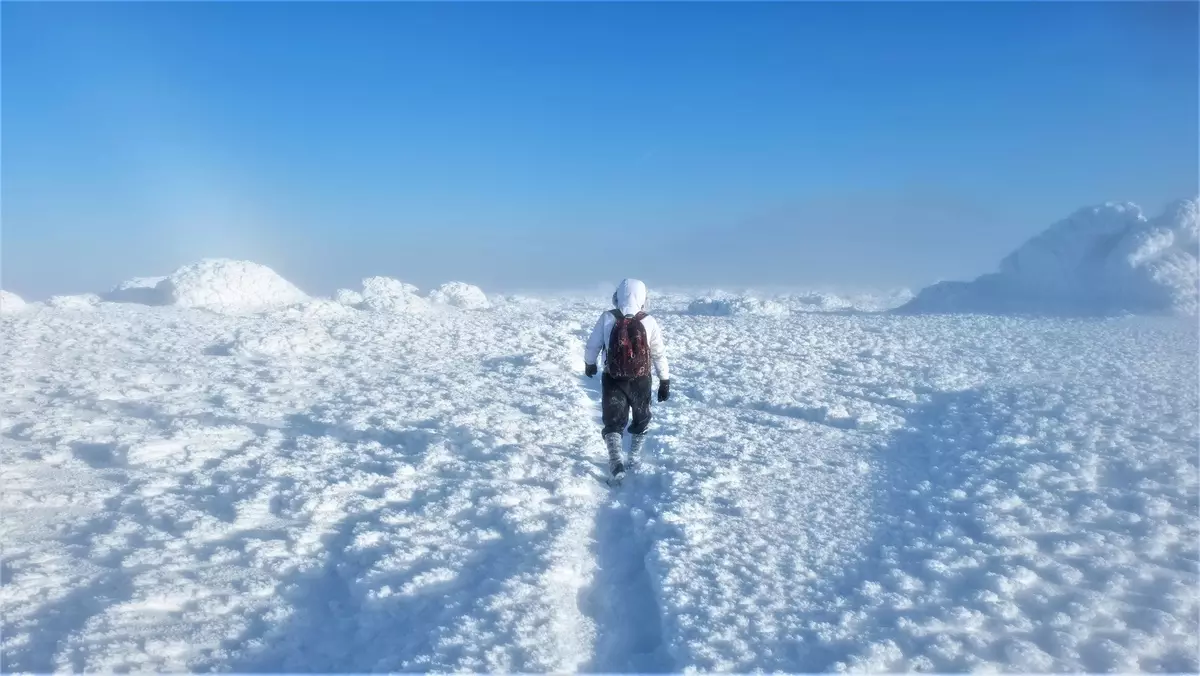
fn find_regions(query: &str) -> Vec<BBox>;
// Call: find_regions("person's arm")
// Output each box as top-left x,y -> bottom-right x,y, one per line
584,313 -> 608,374
646,317 -> 670,381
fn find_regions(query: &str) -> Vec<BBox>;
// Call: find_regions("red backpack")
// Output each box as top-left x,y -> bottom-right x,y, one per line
606,309 -> 651,379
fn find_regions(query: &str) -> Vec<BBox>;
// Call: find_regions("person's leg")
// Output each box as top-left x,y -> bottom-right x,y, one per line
627,375 -> 653,435
601,373 -> 631,476
601,373 -> 632,436
627,375 -> 653,469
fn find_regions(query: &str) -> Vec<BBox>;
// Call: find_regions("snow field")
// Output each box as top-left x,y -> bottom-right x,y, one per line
1,295 -> 1196,671
1,302 -> 611,672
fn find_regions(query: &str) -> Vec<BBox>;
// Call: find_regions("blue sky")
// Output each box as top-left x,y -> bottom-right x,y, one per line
3,2 -> 1197,298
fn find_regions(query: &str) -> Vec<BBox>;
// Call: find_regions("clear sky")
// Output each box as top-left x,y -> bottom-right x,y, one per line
3,1 -> 1197,298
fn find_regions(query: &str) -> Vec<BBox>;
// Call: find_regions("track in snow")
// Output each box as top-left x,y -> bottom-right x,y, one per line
576,374 -> 672,673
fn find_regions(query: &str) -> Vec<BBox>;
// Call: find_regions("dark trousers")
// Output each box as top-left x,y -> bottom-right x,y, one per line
602,373 -> 653,436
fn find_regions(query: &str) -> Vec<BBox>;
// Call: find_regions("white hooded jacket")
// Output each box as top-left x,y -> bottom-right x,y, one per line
584,279 -> 669,380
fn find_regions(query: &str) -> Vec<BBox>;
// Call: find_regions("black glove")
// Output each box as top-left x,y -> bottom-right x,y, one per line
657,379 -> 670,402
585,363 -> 598,378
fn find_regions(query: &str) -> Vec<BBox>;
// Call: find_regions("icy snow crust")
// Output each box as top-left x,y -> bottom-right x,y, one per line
901,198 -> 1200,316
1,297 -> 1196,672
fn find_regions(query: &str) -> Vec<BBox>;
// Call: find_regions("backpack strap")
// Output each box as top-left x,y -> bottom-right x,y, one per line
611,308 -> 624,321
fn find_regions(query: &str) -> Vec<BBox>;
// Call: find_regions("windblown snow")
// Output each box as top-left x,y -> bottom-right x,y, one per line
901,197 -> 1200,316
1,259 -> 1196,672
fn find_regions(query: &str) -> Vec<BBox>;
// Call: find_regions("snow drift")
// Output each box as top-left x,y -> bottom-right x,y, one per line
0,290 -> 26,314
429,282 -> 489,310
899,198 -> 1200,316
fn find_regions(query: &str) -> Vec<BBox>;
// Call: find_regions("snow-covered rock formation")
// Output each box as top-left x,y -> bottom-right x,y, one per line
899,198 -> 1199,316
333,276 -> 430,313
155,259 -> 308,311
429,282 -> 490,310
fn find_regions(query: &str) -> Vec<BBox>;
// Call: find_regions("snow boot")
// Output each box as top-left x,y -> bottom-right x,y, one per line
604,432 -> 625,480
629,433 -> 647,471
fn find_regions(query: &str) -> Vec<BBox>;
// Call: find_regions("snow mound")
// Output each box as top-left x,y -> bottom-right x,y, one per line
899,198 -> 1199,316
46,293 -> 102,310
0,290 -> 26,314
355,276 -> 429,313
429,282 -> 490,310
688,295 -> 789,317
103,276 -> 168,305
156,259 -> 308,311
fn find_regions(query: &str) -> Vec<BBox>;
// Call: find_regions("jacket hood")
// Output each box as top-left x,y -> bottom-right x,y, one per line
613,279 -> 648,316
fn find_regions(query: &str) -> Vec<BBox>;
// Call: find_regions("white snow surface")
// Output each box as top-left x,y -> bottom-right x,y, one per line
1,296 -> 1196,672
429,282 -> 490,310
901,198 -> 1200,315
0,290 -> 27,314
153,259 -> 308,311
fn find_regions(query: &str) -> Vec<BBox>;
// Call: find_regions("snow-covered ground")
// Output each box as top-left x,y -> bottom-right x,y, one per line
1,274 -> 1196,671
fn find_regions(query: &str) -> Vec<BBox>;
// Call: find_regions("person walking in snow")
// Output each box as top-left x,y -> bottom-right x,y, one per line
583,279 -> 670,481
